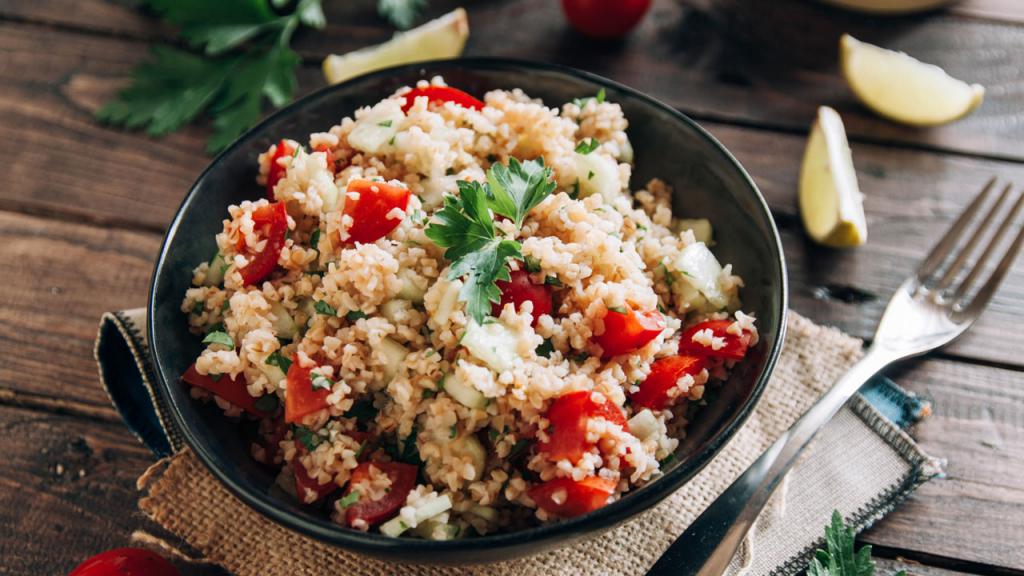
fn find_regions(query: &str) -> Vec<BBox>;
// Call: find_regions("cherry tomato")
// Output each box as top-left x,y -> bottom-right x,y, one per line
678,319 -> 753,361
400,86 -> 485,114
266,139 -> 294,199
529,476 -> 617,518
342,179 -> 412,244
631,354 -> 707,410
293,452 -> 339,504
560,0 -> 652,39
236,202 -> 288,286
284,355 -> 331,424
594,307 -> 665,358
181,363 -> 269,417
541,390 -> 627,464
344,461 -> 418,527
492,269 -> 553,325
69,547 -> 179,576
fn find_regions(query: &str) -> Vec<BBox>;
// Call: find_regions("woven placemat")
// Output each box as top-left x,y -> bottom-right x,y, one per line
98,311 -> 939,576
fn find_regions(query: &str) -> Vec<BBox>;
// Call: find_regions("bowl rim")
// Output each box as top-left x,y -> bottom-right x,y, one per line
148,56 -> 788,557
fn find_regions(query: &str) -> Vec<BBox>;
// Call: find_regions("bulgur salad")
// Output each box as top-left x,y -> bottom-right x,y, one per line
181,79 -> 758,539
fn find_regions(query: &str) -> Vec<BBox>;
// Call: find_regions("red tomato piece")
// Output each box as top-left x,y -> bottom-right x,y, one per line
293,457 -> 338,504
237,202 -> 288,286
181,363 -> 269,417
529,476 -> 617,518
400,86 -> 485,114
491,269 -> 554,325
266,139 -> 294,199
678,319 -> 753,361
344,461 -> 419,528
541,390 -> 627,464
342,179 -> 412,244
284,355 -> 331,423
594,308 -> 665,358
631,355 -> 708,410
560,0 -> 652,39
69,547 -> 179,576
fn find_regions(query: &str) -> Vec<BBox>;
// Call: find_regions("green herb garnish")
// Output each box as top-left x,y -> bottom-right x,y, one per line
425,158 -> 556,323
377,0 -> 425,29
508,438 -> 530,460
266,350 -> 292,373
344,399 -> 379,422
314,300 -> 337,316
311,373 -> 333,391
524,256 -> 542,273
293,425 -> 323,451
422,389 -> 436,399
607,306 -> 627,314
221,299 -> 231,312
192,301 -> 205,315
310,228 -> 322,253
571,88 -> 606,108
807,511 -> 900,576
449,425 -> 458,439
574,138 -> 600,155
345,310 -> 368,322
338,490 -> 361,509
544,275 -> 563,288
535,338 -> 555,358
488,428 -> 500,442
658,453 -> 676,468
202,330 -> 235,348
378,119 -> 393,127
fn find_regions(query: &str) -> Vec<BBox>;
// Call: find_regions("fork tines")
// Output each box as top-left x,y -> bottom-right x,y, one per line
915,176 -> 1024,313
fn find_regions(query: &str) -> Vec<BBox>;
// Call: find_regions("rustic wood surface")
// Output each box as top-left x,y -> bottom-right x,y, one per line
0,0 -> 1022,574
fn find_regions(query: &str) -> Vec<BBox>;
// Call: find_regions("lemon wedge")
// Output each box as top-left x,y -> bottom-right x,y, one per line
323,8 -> 469,85
799,106 -> 867,248
840,34 -> 984,127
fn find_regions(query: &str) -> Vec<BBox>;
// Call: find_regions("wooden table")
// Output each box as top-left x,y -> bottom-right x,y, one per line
1,0 -> 1022,574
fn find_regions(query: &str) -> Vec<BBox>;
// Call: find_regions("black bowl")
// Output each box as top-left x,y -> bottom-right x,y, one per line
148,58 -> 787,564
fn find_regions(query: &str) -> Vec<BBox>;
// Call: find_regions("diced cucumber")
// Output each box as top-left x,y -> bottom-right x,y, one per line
443,371 -> 487,410
378,337 -> 409,383
380,299 -> 408,324
672,218 -> 713,245
462,320 -> 519,373
574,151 -> 621,203
431,278 -> 461,326
449,434 -> 486,481
320,183 -> 340,213
348,100 -> 403,155
467,505 -> 498,523
672,242 -> 728,309
270,301 -> 298,340
204,252 -> 227,287
397,269 -> 427,303
379,493 -> 453,537
413,517 -> 460,540
627,409 -> 659,440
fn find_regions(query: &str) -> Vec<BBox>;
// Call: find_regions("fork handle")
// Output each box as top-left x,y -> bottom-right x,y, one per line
646,346 -> 896,576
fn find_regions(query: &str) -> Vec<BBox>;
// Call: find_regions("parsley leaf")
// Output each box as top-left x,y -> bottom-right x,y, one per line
807,511 -> 880,576
314,300 -> 337,316
449,238 -> 522,324
338,490 -> 361,509
265,350 -> 292,373
346,310 -> 368,322
487,157 -> 557,227
311,373 -> 333,391
202,330 -> 235,348
524,255 -> 542,273
535,338 -> 555,358
575,138 -> 600,155
293,425 -> 323,451
378,0 -> 426,29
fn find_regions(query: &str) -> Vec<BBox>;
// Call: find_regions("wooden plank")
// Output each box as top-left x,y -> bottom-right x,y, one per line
2,1 -> 1024,162
0,210 -> 160,413
873,557 -> 976,576
861,358 -> 1024,573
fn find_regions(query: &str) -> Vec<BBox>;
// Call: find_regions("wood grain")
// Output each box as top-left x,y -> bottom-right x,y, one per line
2,0 -> 1024,161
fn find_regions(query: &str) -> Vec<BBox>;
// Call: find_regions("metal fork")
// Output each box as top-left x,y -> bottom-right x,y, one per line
647,177 -> 1024,576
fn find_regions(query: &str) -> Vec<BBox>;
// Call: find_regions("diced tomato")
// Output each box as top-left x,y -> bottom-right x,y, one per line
314,144 -> 338,175
293,457 -> 338,504
678,319 -> 752,361
400,86 -> 485,114
594,307 -> 665,358
266,139 -> 294,199
284,355 -> 331,423
181,363 -> 269,417
69,547 -> 179,576
341,179 -> 411,244
541,390 -> 627,464
237,202 -> 288,286
631,354 -> 707,410
529,476 -> 617,518
344,461 -> 419,528
492,269 -> 553,325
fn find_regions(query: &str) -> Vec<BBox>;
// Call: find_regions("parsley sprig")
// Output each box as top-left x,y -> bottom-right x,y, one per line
97,0 -> 326,153
808,511 -> 905,576
425,158 -> 556,323
378,0 -> 426,29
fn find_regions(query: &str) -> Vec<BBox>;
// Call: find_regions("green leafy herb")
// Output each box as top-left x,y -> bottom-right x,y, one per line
544,275 -> 563,288
424,159 -> 556,323
571,88 -> 606,108
587,170 -> 595,180
387,425 -> 421,466
293,425 -> 323,451
524,255 -> 542,273
311,373 -> 333,391
574,138 -> 600,155
570,351 -> 591,363
202,330 -> 235,348
807,511 -> 897,576
253,394 -> 280,412
488,428 -> 500,442
192,301 -> 205,315
597,88 -> 606,103
570,179 -> 580,199
97,0 -> 326,153
449,425 -> 458,439
205,322 -> 225,335
344,399 -> 379,422
377,0 -> 425,29
422,389 -> 436,399
608,306 -> 627,314
658,453 -> 676,468
314,300 -> 337,316
265,350 -> 292,373
660,262 -> 675,287
338,490 -> 361,509
345,310 -> 368,322
508,438 -> 530,460
221,299 -> 231,312
437,375 -> 447,391
378,119 -> 393,127
535,338 -> 555,358
310,228 -> 322,253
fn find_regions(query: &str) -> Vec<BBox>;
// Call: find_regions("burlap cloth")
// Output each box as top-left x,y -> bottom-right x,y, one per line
96,310 -> 939,576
